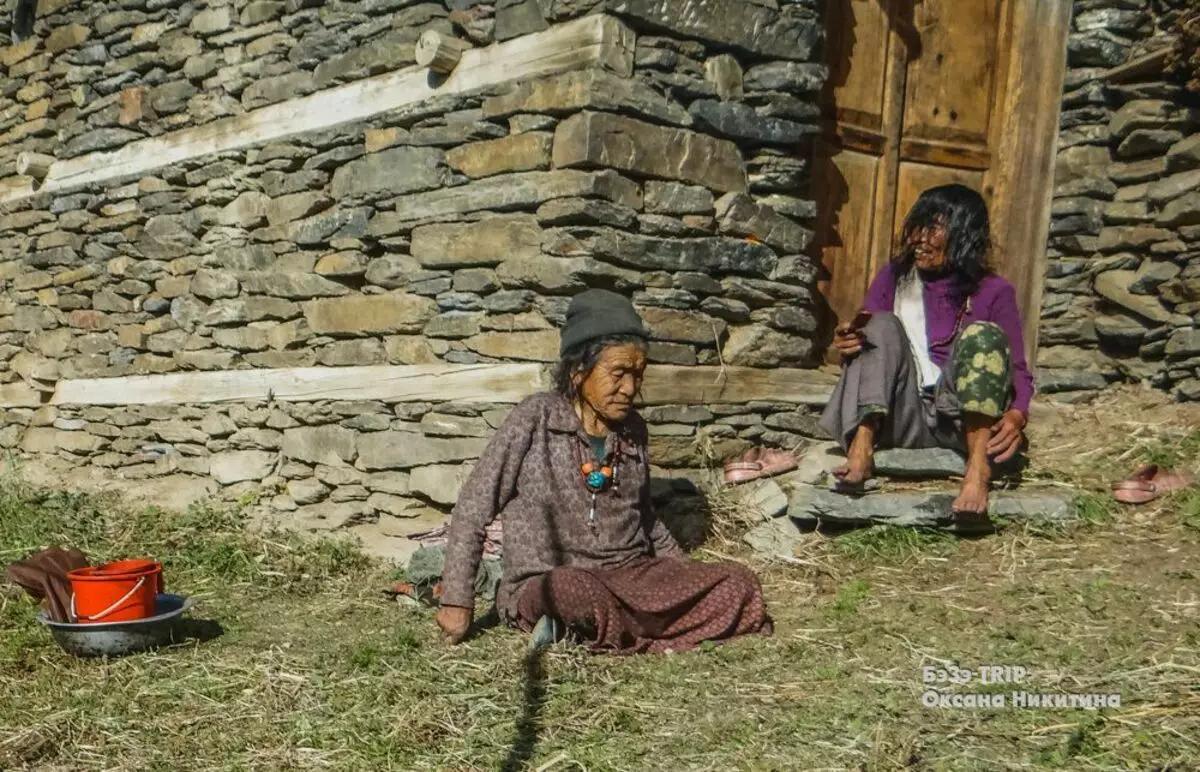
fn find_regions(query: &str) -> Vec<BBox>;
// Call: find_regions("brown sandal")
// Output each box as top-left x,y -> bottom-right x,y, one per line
1112,465 -> 1194,505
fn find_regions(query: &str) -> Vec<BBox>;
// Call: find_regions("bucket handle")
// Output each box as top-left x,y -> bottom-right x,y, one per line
70,577 -> 147,623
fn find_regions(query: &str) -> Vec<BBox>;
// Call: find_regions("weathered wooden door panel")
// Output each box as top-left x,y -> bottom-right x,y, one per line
815,0 -> 910,328
824,0 -> 894,133
901,0 -> 1005,150
892,162 -> 985,244
814,145 -> 882,323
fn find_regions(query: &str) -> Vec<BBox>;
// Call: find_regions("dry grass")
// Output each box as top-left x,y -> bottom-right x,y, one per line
1,387 -> 1199,771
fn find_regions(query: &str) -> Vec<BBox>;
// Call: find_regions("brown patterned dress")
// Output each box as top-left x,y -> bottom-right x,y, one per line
441,391 -> 773,654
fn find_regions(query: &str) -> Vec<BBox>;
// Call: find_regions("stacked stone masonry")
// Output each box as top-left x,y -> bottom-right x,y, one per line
0,0 -> 827,555
1044,0 -> 1200,403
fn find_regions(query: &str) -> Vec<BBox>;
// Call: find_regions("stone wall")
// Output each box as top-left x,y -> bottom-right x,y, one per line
1042,0 -> 1200,402
0,0 -> 829,559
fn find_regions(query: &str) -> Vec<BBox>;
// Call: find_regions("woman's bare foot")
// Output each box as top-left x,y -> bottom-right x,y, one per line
952,457 -> 991,515
834,422 -> 877,485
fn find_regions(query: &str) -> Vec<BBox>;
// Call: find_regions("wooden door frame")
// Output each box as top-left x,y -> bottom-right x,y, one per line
982,0 -> 1073,361
865,0 -> 912,286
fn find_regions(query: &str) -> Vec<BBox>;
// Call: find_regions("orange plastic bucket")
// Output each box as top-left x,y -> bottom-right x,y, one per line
67,559 -> 163,624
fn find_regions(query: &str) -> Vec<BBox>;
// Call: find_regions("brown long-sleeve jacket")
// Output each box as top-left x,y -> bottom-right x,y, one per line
440,391 -> 683,620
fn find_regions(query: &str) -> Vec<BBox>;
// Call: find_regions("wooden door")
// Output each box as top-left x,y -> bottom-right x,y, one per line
813,0 -> 1071,358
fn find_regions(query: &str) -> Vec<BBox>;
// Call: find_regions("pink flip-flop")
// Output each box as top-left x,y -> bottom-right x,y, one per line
723,449 -> 800,485
1112,464 -> 1194,505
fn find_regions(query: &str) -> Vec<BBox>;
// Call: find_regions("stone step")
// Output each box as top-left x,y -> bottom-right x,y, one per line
786,487 -> 1075,528
873,448 -> 965,478
743,486 -> 1078,560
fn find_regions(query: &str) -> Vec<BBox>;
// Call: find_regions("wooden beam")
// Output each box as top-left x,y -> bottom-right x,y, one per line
51,364 -> 550,406
986,0 -> 1072,362
22,364 -> 836,408
0,14 -> 635,206
639,366 -> 836,407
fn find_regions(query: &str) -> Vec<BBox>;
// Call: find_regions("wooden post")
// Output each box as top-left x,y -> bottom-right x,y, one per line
415,30 -> 471,74
986,0 -> 1073,361
16,151 -> 54,180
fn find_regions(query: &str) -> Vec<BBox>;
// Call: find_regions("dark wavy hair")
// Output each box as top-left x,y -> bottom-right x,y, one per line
894,184 -> 992,297
553,334 -> 648,400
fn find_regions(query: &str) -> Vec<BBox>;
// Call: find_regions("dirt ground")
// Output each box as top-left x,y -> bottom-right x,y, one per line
1,385 -> 1198,771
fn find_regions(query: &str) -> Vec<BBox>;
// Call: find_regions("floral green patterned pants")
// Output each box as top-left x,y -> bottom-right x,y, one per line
820,314 -> 1014,452
949,321 -> 1012,419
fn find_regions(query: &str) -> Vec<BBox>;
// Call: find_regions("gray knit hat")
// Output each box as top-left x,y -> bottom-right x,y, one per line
559,289 -> 647,355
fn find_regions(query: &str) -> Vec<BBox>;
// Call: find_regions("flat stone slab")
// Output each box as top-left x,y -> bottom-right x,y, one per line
786,488 -> 1075,528
873,448 -> 965,478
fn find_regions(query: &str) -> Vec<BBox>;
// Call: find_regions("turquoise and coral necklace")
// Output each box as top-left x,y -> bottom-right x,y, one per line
577,438 -> 618,531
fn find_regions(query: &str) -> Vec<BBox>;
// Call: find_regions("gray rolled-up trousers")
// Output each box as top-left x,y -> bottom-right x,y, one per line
820,313 -> 970,453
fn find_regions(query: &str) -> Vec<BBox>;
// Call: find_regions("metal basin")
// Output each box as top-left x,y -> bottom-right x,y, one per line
37,593 -> 192,658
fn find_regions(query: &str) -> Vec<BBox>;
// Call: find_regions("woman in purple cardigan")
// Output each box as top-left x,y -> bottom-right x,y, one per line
820,184 -> 1035,527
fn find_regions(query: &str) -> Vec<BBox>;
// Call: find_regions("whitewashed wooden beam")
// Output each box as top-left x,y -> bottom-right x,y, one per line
0,14 -> 635,205
50,364 -> 549,406
23,364 -> 836,408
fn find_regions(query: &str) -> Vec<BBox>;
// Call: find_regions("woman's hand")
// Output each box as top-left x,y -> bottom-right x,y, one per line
833,322 -> 866,359
987,409 -> 1026,463
435,604 -> 472,644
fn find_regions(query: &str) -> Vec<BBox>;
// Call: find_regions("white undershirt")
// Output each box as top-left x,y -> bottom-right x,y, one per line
894,272 -> 941,389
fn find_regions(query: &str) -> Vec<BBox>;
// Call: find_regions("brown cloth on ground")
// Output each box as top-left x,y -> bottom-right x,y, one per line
4,547 -> 89,622
516,557 -> 772,655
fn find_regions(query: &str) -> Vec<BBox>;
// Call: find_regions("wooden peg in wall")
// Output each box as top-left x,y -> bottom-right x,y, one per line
415,30 -> 471,75
16,151 -> 54,181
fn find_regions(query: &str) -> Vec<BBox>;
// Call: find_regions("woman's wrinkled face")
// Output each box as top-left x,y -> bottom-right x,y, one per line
908,222 -> 949,273
574,343 -> 647,424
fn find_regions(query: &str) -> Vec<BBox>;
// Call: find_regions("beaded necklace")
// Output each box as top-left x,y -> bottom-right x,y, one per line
930,295 -> 972,349
904,264 -> 975,350
576,437 -> 618,531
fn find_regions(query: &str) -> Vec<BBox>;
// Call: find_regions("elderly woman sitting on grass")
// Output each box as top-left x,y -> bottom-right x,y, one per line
436,289 -> 773,654
821,184 -> 1035,529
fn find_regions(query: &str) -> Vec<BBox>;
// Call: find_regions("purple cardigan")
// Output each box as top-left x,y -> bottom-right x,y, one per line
862,264 -> 1035,416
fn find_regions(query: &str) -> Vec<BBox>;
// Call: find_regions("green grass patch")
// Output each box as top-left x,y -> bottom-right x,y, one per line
1072,492 -> 1118,528
2,476 -> 1199,769
1177,489 -> 1200,531
827,578 -> 871,617
832,524 -> 956,563
1133,429 -> 1200,470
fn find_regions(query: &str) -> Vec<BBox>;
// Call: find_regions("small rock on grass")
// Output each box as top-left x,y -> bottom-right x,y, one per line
726,479 -> 788,519
743,517 -> 803,562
